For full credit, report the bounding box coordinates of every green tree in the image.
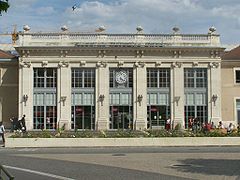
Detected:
[0,0,9,16]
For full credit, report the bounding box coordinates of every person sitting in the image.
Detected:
[218,121,224,129]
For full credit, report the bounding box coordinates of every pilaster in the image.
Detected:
[19,60,33,130]
[171,62,184,128]
[208,62,221,124]
[96,62,109,130]
[57,61,71,130]
[134,62,147,130]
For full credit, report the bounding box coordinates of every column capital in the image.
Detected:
[58,61,69,68]
[19,61,31,68]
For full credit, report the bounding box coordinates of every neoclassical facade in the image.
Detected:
[15,26,224,130]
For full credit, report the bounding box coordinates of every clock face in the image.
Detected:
[115,70,128,84]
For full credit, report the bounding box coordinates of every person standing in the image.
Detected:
[0,122,5,147]
[20,114,26,132]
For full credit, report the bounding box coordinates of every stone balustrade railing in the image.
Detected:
[17,32,220,47]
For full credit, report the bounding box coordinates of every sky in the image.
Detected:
[0,0,240,45]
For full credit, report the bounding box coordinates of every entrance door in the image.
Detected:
[147,106,170,129]
[72,106,95,130]
[110,106,133,130]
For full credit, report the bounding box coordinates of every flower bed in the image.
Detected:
[10,128,240,138]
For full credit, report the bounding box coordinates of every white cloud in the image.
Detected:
[0,0,240,44]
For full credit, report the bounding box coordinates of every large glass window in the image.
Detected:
[184,68,208,128]
[72,69,95,88]
[147,69,170,88]
[147,68,171,129]
[184,68,207,88]
[235,69,240,84]
[34,68,57,88]
[33,68,57,130]
[71,68,95,130]
[109,68,133,130]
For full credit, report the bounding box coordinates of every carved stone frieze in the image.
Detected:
[171,62,182,68]
[19,61,31,68]
[98,50,106,58]
[117,61,124,67]
[42,61,48,67]
[58,61,69,68]
[134,61,145,68]
[136,50,144,58]
[80,61,86,66]
[60,50,68,57]
[192,62,198,67]
[210,50,219,58]
[155,61,162,67]
[208,62,219,68]
[22,50,30,57]
[173,50,181,58]
[96,61,107,68]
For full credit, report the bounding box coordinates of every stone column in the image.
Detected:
[19,60,33,130]
[208,62,221,124]
[96,62,109,130]
[134,62,147,130]
[171,62,184,128]
[57,61,71,130]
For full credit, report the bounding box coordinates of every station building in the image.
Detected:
[9,26,224,130]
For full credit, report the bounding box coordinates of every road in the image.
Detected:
[0,146,240,180]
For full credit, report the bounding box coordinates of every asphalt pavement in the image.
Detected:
[0,146,240,180]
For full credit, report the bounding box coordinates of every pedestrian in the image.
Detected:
[0,122,5,147]
[227,123,234,134]
[9,116,14,132]
[20,114,26,132]
[165,117,171,131]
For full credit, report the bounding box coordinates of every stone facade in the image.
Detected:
[14,26,224,130]
[221,46,240,126]
[0,50,18,128]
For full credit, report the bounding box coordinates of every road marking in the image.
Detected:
[3,165,75,180]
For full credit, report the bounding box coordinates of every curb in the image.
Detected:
[5,137,240,148]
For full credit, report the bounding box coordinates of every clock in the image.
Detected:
[115,70,128,84]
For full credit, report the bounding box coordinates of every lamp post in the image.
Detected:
[212,94,218,106]
[60,96,67,106]
[174,96,180,106]
[23,94,28,106]
[137,94,143,106]
[99,94,105,106]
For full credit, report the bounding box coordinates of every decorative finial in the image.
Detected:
[172,26,180,33]
[23,25,30,32]
[136,26,143,33]
[209,26,216,34]
[61,25,68,31]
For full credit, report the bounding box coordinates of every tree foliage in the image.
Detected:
[0,0,9,16]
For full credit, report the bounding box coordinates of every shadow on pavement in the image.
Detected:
[171,159,240,176]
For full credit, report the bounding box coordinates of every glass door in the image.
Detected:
[147,106,170,129]
[72,106,95,130]
[110,106,133,130]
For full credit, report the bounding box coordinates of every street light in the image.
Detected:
[137,94,143,106]
[212,94,218,106]
[99,94,105,106]
[60,96,67,106]
[23,94,28,106]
